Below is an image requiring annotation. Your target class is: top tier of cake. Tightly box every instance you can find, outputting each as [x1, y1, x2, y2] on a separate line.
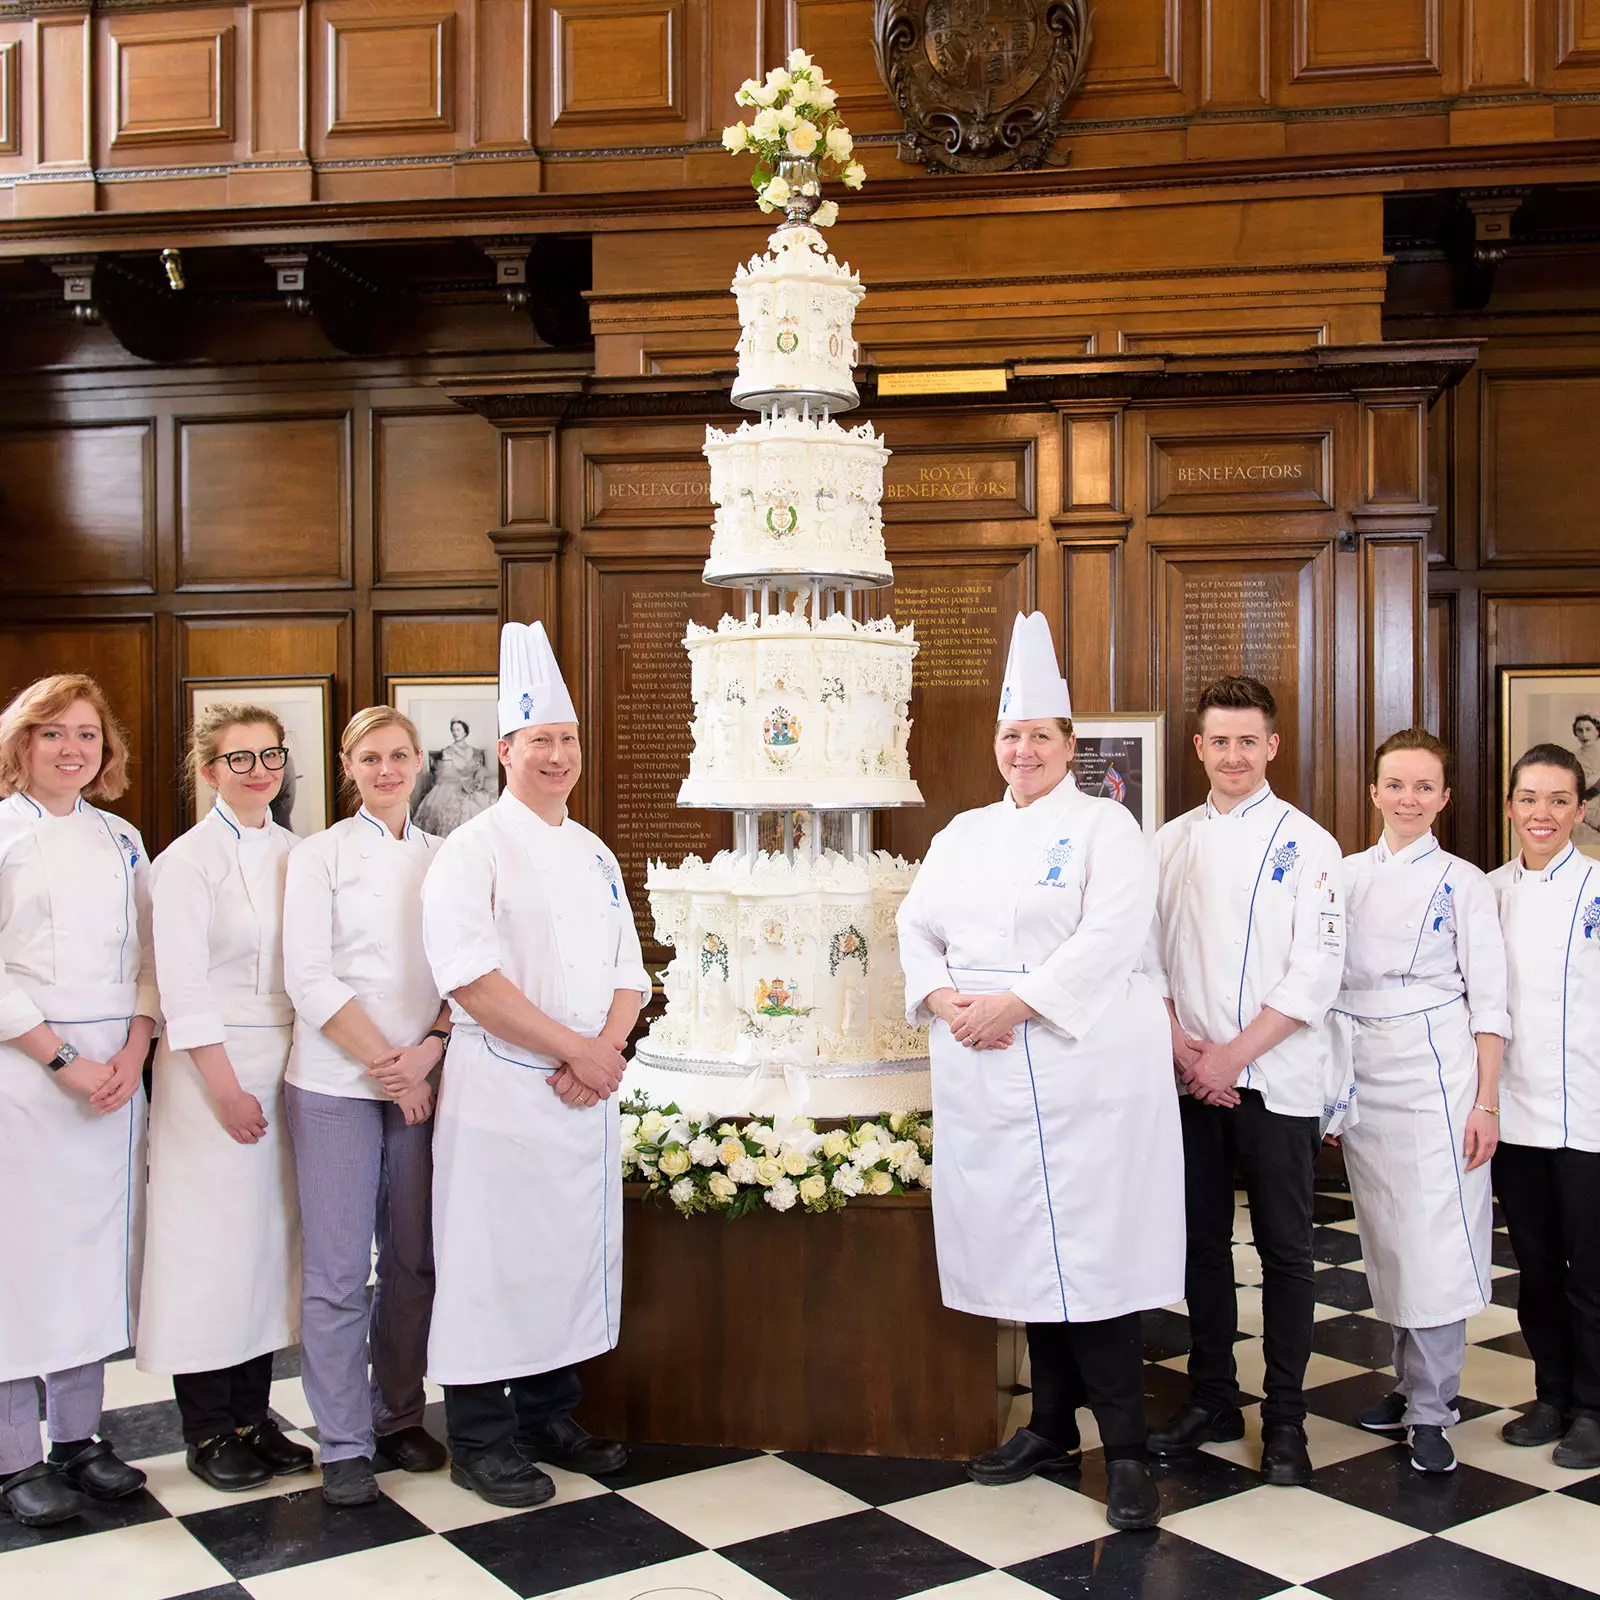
[730, 225, 864, 413]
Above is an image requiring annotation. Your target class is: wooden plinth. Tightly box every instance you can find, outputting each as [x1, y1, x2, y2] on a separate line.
[575, 1188, 1010, 1460]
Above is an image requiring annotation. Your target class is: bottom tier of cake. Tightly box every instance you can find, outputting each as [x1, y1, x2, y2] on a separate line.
[624, 1053, 931, 1119]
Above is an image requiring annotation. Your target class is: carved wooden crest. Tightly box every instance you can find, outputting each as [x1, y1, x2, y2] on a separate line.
[874, 0, 1093, 174]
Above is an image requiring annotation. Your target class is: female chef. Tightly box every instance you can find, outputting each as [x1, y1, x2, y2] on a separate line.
[1334, 728, 1509, 1475]
[896, 612, 1183, 1533]
[0, 675, 155, 1527]
[1489, 743, 1600, 1471]
[283, 706, 449, 1508]
[137, 704, 310, 1493]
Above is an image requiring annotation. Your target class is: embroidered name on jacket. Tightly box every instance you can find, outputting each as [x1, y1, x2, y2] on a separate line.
[116, 831, 141, 869]
[1270, 841, 1299, 883]
[595, 854, 620, 906]
[1430, 881, 1454, 932]
[1037, 838, 1075, 887]
[1584, 896, 1600, 940]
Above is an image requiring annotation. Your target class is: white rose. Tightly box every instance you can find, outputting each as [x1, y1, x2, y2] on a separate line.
[658, 1145, 692, 1178]
[786, 120, 819, 157]
[855, 1123, 886, 1147]
[812, 83, 838, 110]
[751, 107, 781, 141]
[722, 122, 750, 152]
[619, 1113, 641, 1136]
[887, 1112, 908, 1135]
[781, 1146, 810, 1176]
[900, 1153, 927, 1183]
[865, 1168, 894, 1196]
[751, 80, 779, 107]
[708, 1171, 737, 1201]
[812, 199, 839, 228]
[753, 1155, 785, 1187]
[842, 159, 865, 189]
[788, 76, 815, 107]
[889, 1140, 917, 1170]
[831, 1163, 864, 1196]
[821, 1129, 851, 1160]
[798, 1173, 827, 1204]
[854, 1140, 883, 1169]
[669, 1177, 696, 1207]
[824, 125, 853, 161]
[718, 1122, 737, 1136]
[765, 1177, 799, 1212]
[788, 47, 812, 71]
[766, 67, 793, 94]
[689, 1134, 720, 1167]
[776, 106, 798, 132]
[639, 1111, 665, 1140]
[729, 1155, 759, 1183]
[736, 78, 760, 106]
[718, 1136, 747, 1166]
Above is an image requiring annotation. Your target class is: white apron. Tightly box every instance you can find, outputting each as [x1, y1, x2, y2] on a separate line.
[897, 779, 1184, 1323]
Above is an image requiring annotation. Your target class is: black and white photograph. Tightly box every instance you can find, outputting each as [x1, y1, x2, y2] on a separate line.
[389, 676, 500, 837]
[1071, 713, 1164, 835]
[1500, 665, 1600, 859]
[185, 676, 332, 835]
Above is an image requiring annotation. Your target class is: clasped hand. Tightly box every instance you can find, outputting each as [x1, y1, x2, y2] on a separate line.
[930, 988, 1022, 1051]
[547, 1032, 628, 1109]
[1173, 1026, 1242, 1107]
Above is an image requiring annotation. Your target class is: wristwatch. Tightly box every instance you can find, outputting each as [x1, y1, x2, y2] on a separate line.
[47, 1041, 79, 1073]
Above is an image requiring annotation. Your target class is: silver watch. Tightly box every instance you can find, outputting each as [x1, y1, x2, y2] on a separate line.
[47, 1041, 80, 1073]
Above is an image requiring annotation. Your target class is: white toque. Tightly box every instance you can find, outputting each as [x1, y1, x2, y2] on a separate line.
[497, 621, 578, 737]
[997, 611, 1073, 721]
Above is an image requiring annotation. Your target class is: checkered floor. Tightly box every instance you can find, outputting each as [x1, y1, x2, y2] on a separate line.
[5, 1186, 1600, 1600]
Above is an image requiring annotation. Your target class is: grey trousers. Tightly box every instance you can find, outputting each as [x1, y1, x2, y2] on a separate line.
[0, 1362, 104, 1474]
[1392, 1321, 1467, 1428]
[285, 1084, 435, 1463]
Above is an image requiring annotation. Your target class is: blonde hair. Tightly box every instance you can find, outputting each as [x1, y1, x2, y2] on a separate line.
[0, 673, 132, 802]
[995, 716, 1075, 739]
[186, 703, 286, 798]
[338, 706, 421, 805]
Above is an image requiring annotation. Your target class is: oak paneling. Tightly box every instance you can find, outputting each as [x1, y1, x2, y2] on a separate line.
[553, 0, 681, 122]
[475, 0, 532, 145]
[0, 39, 19, 156]
[785, 0, 888, 115]
[110, 27, 234, 147]
[1061, 411, 1121, 517]
[1486, 592, 1600, 669]
[180, 613, 345, 681]
[36, 14, 91, 166]
[327, 13, 453, 134]
[0, 424, 153, 592]
[1062, 542, 1120, 713]
[1366, 538, 1423, 750]
[1557, 0, 1600, 67]
[1119, 326, 1330, 354]
[378, 613, 499, 681]
[249, 4, 306, 155]
[1465, 0, 1530, 89]
[178, 414, 351, 587]
[375, 410, 500, 583]
[1480, 373, 1600, 566]
[1291, 0, 1440, 80]
[1078, 0, 1182, 96]
[1203, 0, 1269, 106]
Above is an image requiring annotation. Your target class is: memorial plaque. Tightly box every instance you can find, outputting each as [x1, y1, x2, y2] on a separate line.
[586, 456, 712, 526]
[1149, 433, 1331, 516]
[598, 568, 732, 965]
[882, 443, 1035, 521]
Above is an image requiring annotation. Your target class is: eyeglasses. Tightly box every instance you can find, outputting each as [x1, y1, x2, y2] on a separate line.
[215, 746, 289, 775]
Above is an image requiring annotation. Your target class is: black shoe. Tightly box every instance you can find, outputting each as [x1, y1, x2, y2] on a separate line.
[1260, 1421, 1313, 1486]
[376, 1426, 448, 1474]
[516, 1415, 627, 1475]
[1148, 1403, 1245, 1456]
[1502, 1402, 1568, 1448]
[187, 1434, 273, 1493]
[54, 1438, 147, 1500]
[1553, 1414, 1600, 1470]
[1409, 1425, 1456, 1474]
[240, 1418, 314, 1476]
[0, 1462, 85, 1526]
[450, 1444, 556, 1508]
[966, 1426, 1082, 1486]
[1104, 1458, 1161, 1531]
[321, 1457, 381, 1507]
[1356, 1392, 1408, 1433]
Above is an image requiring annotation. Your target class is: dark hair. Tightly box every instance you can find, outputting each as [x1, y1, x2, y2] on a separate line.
[1196, 675, 1277, 729]
[1372, 727, 1451, 788]
[449, 718, 469, 737]
[1507, 742, 1585, 800]
[1573, 713, 1600, 736]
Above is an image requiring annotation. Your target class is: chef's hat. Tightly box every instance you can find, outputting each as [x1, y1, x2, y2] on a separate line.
[497, 621, 578, 736]
[997, 611, 1073, 721]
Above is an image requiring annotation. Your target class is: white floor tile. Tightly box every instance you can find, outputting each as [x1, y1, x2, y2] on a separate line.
[1446, 1410, 1600, 1489]
[1236, 1287, 1265, 1337]
[1463, 1301, 1524, 1342]
[886, 1476, 1109, 1566]
[139, 1444, 322, 1517]
[1443, 1490, 1600, 1595]
[1165, 1484, 1423, 1585]
[101, 1361, 184, 1411]
[0, 1517, 232, 1600]
[375, 1460, 607, 1533]
[1325, 1218, 1363, 1235]
[1199, 1405, 1392, 1472]
[1312, 1301, 1348, 1322]
[1233, 1242, 1264, 1286]
[906, 1572, 1057, 1598]
[268, 1377, 317, 1430]
[619, 1453, 867, 1547]
[243, 1533, 519, 1599]
[1260, 1591, 1335, 1599]
[1455, 1343, 1540, 1408]
[534, 1549, 790, 1600]
[1490, 1262, 1517, 1278]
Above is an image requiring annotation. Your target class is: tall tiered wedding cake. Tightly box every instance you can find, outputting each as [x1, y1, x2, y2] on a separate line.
[627, 91, 931, 1117]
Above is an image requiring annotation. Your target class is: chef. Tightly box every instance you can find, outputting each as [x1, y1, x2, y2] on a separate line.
[138, 704, 311, 1493]
[1143, 675, 1344, 1487]
[422, 622, 651, 1508]
[0, 675, 155, 1527]
[283, 706, 450, 1510]
[1489, 742, 1600, 1471]
[1335, 728, 1508, 1476]
[896, 612, 1181, 1534]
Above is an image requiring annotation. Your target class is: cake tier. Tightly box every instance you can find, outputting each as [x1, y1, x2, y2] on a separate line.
[625, 1058, 931, 1119]
[730, 226, 863, 412]
[703, 414, 891, 587]
[678, 608, 922, 811]
[639, 848, 929, 1090]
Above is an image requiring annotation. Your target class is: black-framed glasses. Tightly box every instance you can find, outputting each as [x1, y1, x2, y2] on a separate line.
[216, 746, 289, 775]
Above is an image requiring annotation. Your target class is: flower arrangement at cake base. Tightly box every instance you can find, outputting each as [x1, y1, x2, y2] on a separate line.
[619, 1097, 931, 1218]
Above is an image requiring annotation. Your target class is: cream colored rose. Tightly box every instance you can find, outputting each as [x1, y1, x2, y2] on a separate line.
[866, 1168, 894, 1196]
[753, 1155, 785, 1187]
[751, 107, 781, 142]
[781, 1147, 810, 1176]
[639, 1110, 666, 1140]
[788, 76, 816, 107]
[813, 200, 839, 228]
[788, 47, 812, 71]
[786, 120, 819, 157]
[718, 1136, 747, 1166]
[824, 125, 853, 162]
[722, 122, 750, 152]
[821, 1130, 851, 1160]
[658, 1145, 692, 1178]
[798, 1174, 827, 1204]
[767, 67, 793, 93]
[708, 1172, 738, 1201]
[776, 106, 798, 132]
[736, 78, 760, 106]
[842, 160, 866, 189]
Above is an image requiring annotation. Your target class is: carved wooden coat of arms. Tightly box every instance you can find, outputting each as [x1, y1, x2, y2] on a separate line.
[873, 0, 1093, 174]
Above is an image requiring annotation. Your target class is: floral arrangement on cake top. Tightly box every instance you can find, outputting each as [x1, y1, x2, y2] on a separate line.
[620, 1098, 930, 1218]
[721, 50, 866, 225]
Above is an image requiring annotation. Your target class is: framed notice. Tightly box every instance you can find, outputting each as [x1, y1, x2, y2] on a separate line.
[1498, 667, 1600, 862]
[1072, 714, 1165, 836]
[185, 675, 332, 835]
[388, 675, 501, 838]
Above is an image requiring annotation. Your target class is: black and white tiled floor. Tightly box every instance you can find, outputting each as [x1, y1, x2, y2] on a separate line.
[5, 1186, 1599, 1599]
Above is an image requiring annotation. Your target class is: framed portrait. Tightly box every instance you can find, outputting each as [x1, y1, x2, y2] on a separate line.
[1498, 667, 1600, 862]
[185, 676, 333, 836]
[388, 676, 501, 838]
[1071, 713, 1166, 835]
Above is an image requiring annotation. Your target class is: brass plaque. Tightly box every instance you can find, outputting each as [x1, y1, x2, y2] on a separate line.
[586, 456, 712, 525]
[882, 442, 1035, 521]
[878, 368, 1008, 396]
[1149, 433, 1331, 515]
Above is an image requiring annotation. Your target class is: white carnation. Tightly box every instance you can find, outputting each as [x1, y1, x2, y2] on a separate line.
[752, 1123, 783, 1152]
[689, 1134, 720, 1167]
[831, 1163, 864, 1196]
[889, 1140, 917, 1170]
[669, 1177, 696, 1207]
[729, 1156, 759, 1183]
[900, 1153, 927, 1183]
[854, 1140, 883, 1169]
[765, 1177, 799, 1212]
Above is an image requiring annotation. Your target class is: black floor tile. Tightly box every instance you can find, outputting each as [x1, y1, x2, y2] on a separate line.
[1010, 1527, 1286, 1599]
[1139, 1307, 1192, 1363]
[1070, 1446, 1261, 1515]
[1315, 1535, 1575, 1599]
[180, 1485, 430, 1579]
[1310, 1313, 1395, 1368]
[1312, 1225, 1367, 1266]
[1474, 1330, 1533, 1360]
[1491, 1274, 1521, 1308]
[1307, 1450, 1544, 1533]
[271, 1347, 302, 1380]
[447, 1494, 700, 1598]
[165, 1589, 254, 1600]
[0, 1485, 170, 1555]
[1492, 1234, 1520, 1269]
[590, 1440, 766, 1491]
[1560, 1472, 1600, 1506]
[102, 1398, 189, 1461]
[1314, 1193, 1357, 1224]
[1312, 1267, 1375, 1314]
[723, 1507, 985, 1600]
[776, 1451, 970, 1506]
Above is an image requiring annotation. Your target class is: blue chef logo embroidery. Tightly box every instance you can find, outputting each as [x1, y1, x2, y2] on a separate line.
[1000, 685, 1012, 713]
[116, 832, 140, 869]
[1584, 896, 1600, 940]
[519, 691, 533, 721]
[1270, 841, 1299, 883]
[1037, 838, 1074, 887]
[596, 854, 619, 906]
[1429, 881, 1454, 932]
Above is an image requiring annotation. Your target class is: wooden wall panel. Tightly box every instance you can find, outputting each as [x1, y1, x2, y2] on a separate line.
[552, 0, 681, 123]
[0, 38, 19, 156]
[1291, 0, 1441, 80]
[785, 0, 888, 115]
[249, 3, 306, 156]
[1366, 538, 1423, 750]
[36, 14, 91, 166]
[1078, 0, 1183, 96]
[110, 26, 234, 147]
[1062, 542, 1120, 712]
[1465, 0, 1530, 89]
[374, 410, 499, 583]
[1486, 592, 1600, 671]
[474, 0, 532, 145]
[1479, 372, 1600, 566]
[178, 414, 350, 587]
[1557, 0, 1600, 67]
[378, 613, 499, 681]
[1204, 0, 1269, 106]
[0, 423, 153, 591]
[327, 12, 453, 134]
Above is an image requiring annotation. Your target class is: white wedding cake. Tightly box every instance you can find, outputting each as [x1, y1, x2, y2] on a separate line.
[627, 208, 931, 1118]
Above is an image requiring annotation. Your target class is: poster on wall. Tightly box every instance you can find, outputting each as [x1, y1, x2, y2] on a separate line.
[1499, 667, 1600, 862]
[388, 676, 501, 837]
[1071, 714, 1165, 836]
[185, 676, 332, 836]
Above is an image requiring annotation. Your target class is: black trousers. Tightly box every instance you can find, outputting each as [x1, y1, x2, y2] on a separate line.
[1493, 1141, 1600, 1417]
[172, 1353, 274, 1444]
[1026, 1312, 1147, 1463]
[1181, 1090, 1320, 1425]
[442, 1365, 583, 1459]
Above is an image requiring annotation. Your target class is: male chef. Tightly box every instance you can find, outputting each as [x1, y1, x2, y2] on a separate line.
[421, 621, 652, 1507]
[1143, 675, 1345, 1487]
